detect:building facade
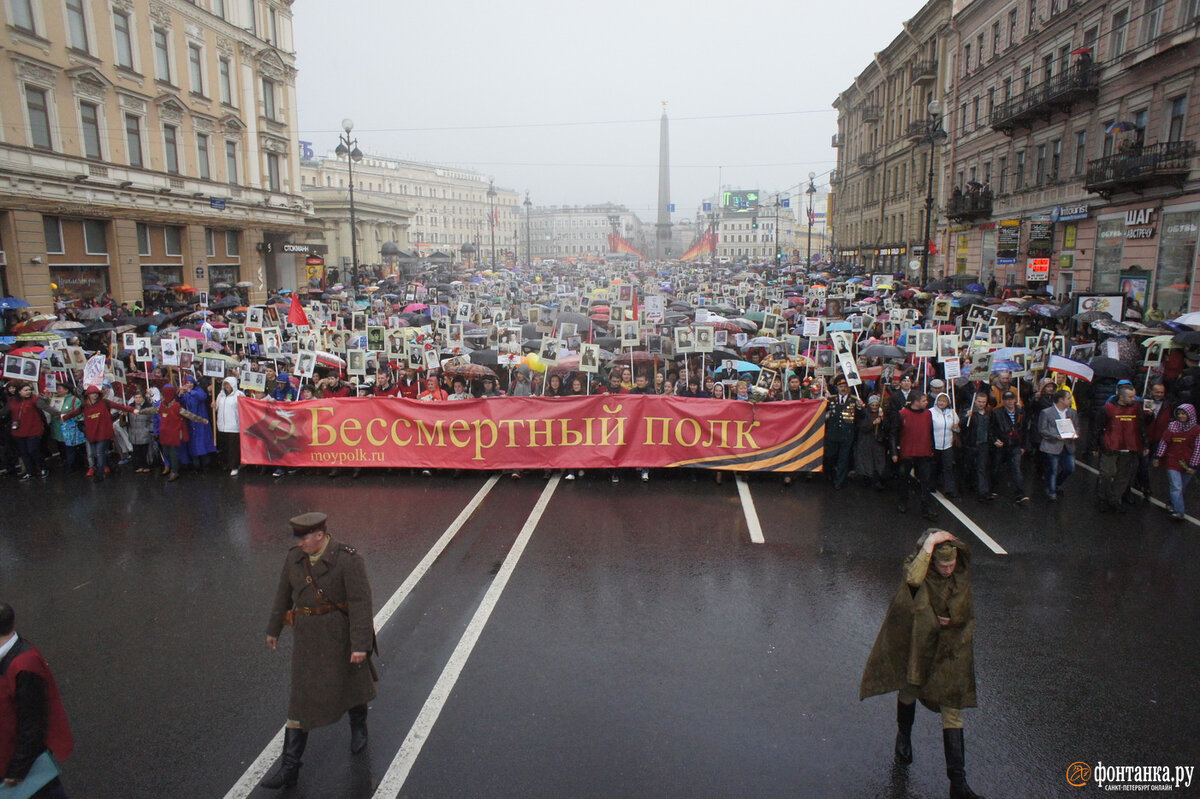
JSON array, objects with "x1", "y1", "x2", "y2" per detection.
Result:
[
  {"x1": 527, "y1": 204, "x2": 647, "y2": 261},
  {"x1": 831, "y1": 0, "x2": 952, "y2": 276},
  {"x1": 945, "y1": 0, "x2": 1199, "y2": 313},
  {"x1": 0, "y1": 0, "x2": 311, "y2": 310},
  {"x1": 299, "y1": 152, "x2": 521, "y2": 274}
]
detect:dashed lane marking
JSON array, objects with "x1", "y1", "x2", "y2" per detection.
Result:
[
  {"x1": 736, "y1": 475, "x2": 766, "y2": 544},
  {"x1": 222, "y1": 475, "x2": 501, "y2": 799},
  {"x1": 932, "y1": 491, "x2": 1009, "y2": 555},
  {"x1": 371, "y1": 476, "x2": 561, "y2": 798}
]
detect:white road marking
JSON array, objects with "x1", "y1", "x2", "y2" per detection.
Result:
[
  {"x1": 736, "y1": 475, "x2": 766, "y2": 544},
  {"x1": 932, "y1": 492, "x2": 1009, "y2": 555},
  {"x1": 371, "y1": 476, "x2": 560, "y2": 799},
  {"x1": 222, "y1": 475, "x2": 500, "y2": 799},
  {"x1": 1074, "y1": 461, "x2": 1200, "y2": 526}
]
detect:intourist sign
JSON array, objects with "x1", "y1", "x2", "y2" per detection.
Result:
[{"x1": 1124, "y1": 207, "x2": 1157, "y2": 239}]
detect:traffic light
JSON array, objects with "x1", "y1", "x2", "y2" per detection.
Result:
[{"x1": 751, "y1": 216, "x2": 758, "y2": 229}]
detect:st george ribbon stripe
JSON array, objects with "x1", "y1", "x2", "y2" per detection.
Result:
[
  {"x1": 372, "y1": 476, "x2": 561, "y2": 799},
  {"x1": 221, "y1": 475, "x2": 500, "y2": 799}
]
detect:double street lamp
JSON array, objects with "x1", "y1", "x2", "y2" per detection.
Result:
[
  {"x1": 524, "y1": 192, "x2": 532, "y2": 267},
  {"x1": 334, "y1": 118, "x2": 363, "y2": 297},
  {"x1": 805, "y1": 172, "x2": 817, "y2": 268},
  {"x1": 919, "y1": 100, "x2": 949, "y2": 286},
  {"x1": 486, "y1": 180, "x2": 497, "y2": 268}
]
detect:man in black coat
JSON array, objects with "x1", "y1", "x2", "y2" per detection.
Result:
[
  {"x1": 824, "y1": 377, "x2": 862, "y2": 488},
  {"x1": 989, "y1": 390, "x2": 1029, "y2": 504}
]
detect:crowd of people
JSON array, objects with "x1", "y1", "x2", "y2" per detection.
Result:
[{"x1": 3, "y1": 257, "x2": 1198, "y2": 519}]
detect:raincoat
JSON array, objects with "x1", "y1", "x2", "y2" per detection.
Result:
[
  {"x1": 1155, "y1": 404, "x2": 1200, "y2": 470},
  {"x1": 860, "y1": 532, "x2": 977, "y2": 711}
]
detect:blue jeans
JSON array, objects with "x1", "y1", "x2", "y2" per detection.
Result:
[
  {"x1": 1167, "y1": 469, "x2": 1193, "y2": 516},
  {"x1": 1044, "y1": 449, "x2": 1075, "y2": 496},
  {"x1": 87, "y1": 439, "x2": 109, "y2": 472}
]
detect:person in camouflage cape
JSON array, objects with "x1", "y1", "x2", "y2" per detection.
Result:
[{"x1": 860, "y1": 529, "x2": 984, "y2": 799}]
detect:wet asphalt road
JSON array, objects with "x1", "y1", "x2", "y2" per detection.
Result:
[{"x1": 2, "y1": 459, "x2": 1199, "y2": 799}]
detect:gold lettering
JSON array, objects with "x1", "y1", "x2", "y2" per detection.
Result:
[
  {"x1": 643, "y1": 417, "x2": 672, "y2": 446},
  {"x1": 308, "y1": 406, "x2": 337, "y2": 447},
  {"x1": 498, "y1": 418, "x2": 524, "y2": 447},
  {"x1": 340, "y1": 417, "x2": 362, "y2": 447},
  {"x1": 390, "y1": 418, "x2": 412, "y2": 446},
  {"x1": 675, "y1": 418, "x2": 701, "y2": 447},
  {"x1": 472, "y1": 419, "x2": 498, "y2": 460},
  {"x1": 415, "y1": 419, "x2": 445, "y2": 447},
  {"x1": 365, "y1": 417, "x2": 388, "y2": 447},
  {"x1": 733, "y1": 420, "x2": 761, "y2": 450},
  {"x1": 598, "y1": 416, "x2": 626, "y2": 446},
  {"x1": 447, "y1": 419, "x2": 471, "y2": 448},
  {"x1": 558, "y1": 419, "x2": 584, "y2": 447},
  {"x1": 528, "y1": 419, "x2": 554, "y2": 447},
  {"x1": 702, "y1": 419, "x2": 732, "y2": 448}
]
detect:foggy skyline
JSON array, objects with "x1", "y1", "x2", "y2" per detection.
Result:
[{"x1": 293, "y1": 0, "x2": 925, "y2": 221}]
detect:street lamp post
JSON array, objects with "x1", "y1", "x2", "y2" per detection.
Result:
[
  {"x1": 487, "y1": 180, "x2": 497, "y2": 268},
  {"x1": 805, "y1": 172, "x2": 817, "y2": 269},
  {"x1": 524, "y1": 192, "x2": 532, "y2": 267},
  {"x1": 334, "y1": 118, "x2": 363, "y2": 297},
  {"x1": 919, "y1": 100, "x2": 948, "y2": 286}
]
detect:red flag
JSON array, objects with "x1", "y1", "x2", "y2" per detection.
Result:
[
  {"x1": 287, "y1": 294, "x2": 309, "y2": 326},
  {"x1": 630, "y1": 283, "x2": 640, "y2": 323},
  {"x1": 927, "y1": 239, "x2": 939, "y2": 255}
]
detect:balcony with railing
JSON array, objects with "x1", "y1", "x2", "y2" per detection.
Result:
[
  {"x1": 990, "y1": 62, "x2": 1099, "y2": 134},
  {"x1": 832, "y1": 133, "x2": 844, "y2": 147},
  {"x1": 1084, "y1": 140, "x2": 1195, "y2": 198},
  {"x1": 861, "y1": 105, "x2": 882, "y2": 123},
  {"x1": 856, "y1": 150, "x2": 879, "y2": 170},
  {"x1": 911, "y1": 60, "x2": 937, "y2": 85},
  {"x1": 906, "y1": 119, "x2": 930, "y2": 141},
  {"x1": 945, "y1": 187, "x2": 994, "y2": 221}
]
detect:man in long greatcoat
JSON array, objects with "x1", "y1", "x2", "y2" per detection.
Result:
[
  {"x1": 260, "y1": 513, "x2": 377, "y2": 790},
  {"x1": 860, "y1": 529, "x2": 984, "y2": 799}
]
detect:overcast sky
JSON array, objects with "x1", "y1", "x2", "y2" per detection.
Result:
[{"x1": 293, "y1": 0, "x2": 922, "y2": 222}]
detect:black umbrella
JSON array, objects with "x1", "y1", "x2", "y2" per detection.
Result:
[
  {"x1": 1088, "y1": 356, "x2": 1133, "y2": 379},
  {"x1": 469, "y1": 349, "x2": 499, "y2": 365},
  {"x1": 1171, "y1": 330, "x2": 1200, "y2": 346},
  {"x1": 595, "y1": 336, "x2": 619, "y2": 350},
  {"x1": 209, "y1": 297, "x2": 241, "y2": 310},
  {"x1": 925, "y1": 279, "x2": 952, "y2": 292}
]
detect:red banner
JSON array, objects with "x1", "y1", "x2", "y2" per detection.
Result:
[{"x1": 238, "y1": 395, "x2": 826, "y2": 472}]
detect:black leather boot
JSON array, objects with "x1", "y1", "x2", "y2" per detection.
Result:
[
  {"x1": 943, "y1": 727, "x2": 985, "y2": 799},
  {"x1": 260, "y1": 727, "x2": 308, "y2": 789},
  {"x1": 894, "y1": 698, "x2": 915, "y2": 765},
  {"x1": 349, "y1": 704, "x2": 369, "y2": 754}
]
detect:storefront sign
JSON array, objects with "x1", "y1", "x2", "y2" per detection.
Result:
[
  {"x1": 997, "y1": 219, "x2": 1021, "y2": 264},
  {"x1": 1123, "y1": 207, "x2": 1157, "y2": 239},
  {"x1": 238, "y1": 395, "x2": 827, "y2": 472},
  {"x1": 1026, "y1": 258, "x2": 1051, "y2": 281},
  {"x1": 1051, "y1": 204, "x2": 1090, "y2": 222},
  {"x1": 1028, "y1": 217, "x2": 1054, "y2": 257}
]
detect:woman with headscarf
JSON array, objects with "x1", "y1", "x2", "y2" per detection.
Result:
[
  {"x1": 1153, "y1": 403, "x2": 1200, "y2": 521},
  {"x1": 179, "y1": 375, "x2": 217, "y2": 471},
  {"x1": 48, "y1": 382, "x2": 86, "y2": 473},
  {"x1": 417, "y1": 375, "x2": 447, "y2": 401},
  {"x1": 214, "y1": 375, "x2": 244, "y2": 476},
  {"x1": 855, "y1": 394, "x2": 888, "y2": 490},
  {"x1": 154, "y1": 385, "x2": 209, "y2": 482}
]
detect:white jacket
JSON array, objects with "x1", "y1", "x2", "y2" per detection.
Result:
[
  {"x1": 215, "y1": 376, "x2": 244, "y2": 433},
  {"x1": 930, "y1": 396, "x2": 958, "y2": 451}
]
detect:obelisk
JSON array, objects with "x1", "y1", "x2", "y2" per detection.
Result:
[{"x1": 655, "y1": 101, "x2": 672, "y2": 261}]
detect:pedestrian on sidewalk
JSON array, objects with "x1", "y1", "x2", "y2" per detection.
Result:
[
  {"x1": 261, "y1": 513, "x2": 378, "y2": 791},
  {"x1": 860, "y1": 529, "x2": 984, "y2": 799}
]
